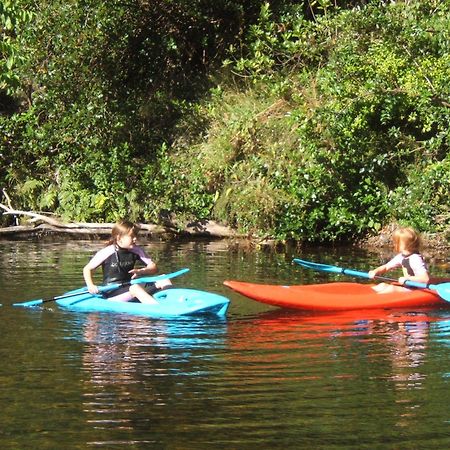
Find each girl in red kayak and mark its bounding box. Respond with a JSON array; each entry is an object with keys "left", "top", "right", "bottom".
[
  {"left": 83, "top": 220, "right": 171, "bottom": 304},
  {"left": 369, "top": 227, "right": 430, "bottom": 293}
]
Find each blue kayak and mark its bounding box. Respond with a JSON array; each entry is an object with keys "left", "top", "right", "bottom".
[{"left": 54, "top": 288, "right": 230, "bottom": 318}]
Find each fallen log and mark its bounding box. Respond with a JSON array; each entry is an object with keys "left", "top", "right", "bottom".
[{"left": 0, "top": 203, "right": 237, "bottom": 240}]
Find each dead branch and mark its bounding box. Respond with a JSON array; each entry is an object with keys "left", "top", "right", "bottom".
[{"left": 0, "top": 202, "right": 237, "bottom": 239}]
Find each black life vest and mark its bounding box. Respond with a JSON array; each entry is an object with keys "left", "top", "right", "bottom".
[{"left": 102, "top": 246, "right": 140, "bottom": 284}]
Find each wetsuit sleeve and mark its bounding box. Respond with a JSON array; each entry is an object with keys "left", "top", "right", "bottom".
[
  {"left": 384, "top": 253, "right": 403, "bottom": 270},
  {"left": 132, "top": 246, "right": 154, "bottom": 266},
  {"left": 85, "top": 245, "right": 116, "bottom": 270},
  {"left": 408, "top": 254, "right": 428, "bottom": 276}
]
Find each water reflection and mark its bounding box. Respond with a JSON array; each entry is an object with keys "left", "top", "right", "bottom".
[
  {"left": 228, "top": 308, "right": 441, "bottom": 433},
  {"left": 229, "top": 309, "right": 436, "bottom": 387},
  {"left": 78, "top": 313, "right": 228, "bottom": 440}
]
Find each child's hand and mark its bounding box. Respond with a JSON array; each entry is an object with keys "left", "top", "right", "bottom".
[
  {"left": 87, "top": 284, "right": 99, "bottom": 294},
  {"left": 368, "top": 270, "right": 376, "bottom": 279},
  {"left": 155, "top": 278, "right": 172, "bottom": 289},
  {"left": 129, "top": 268, "right": 145, "bottom": 279},
  {"left": 398, "top": 276, "right": 408, "bottom": 285}
]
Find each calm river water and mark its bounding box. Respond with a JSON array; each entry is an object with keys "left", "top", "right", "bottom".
[{"left": 0, "top": 239, "right": 449, "bottom": 449}]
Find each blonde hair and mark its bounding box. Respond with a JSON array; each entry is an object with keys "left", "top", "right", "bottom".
[
  {"left": 392, "top": 227, "right": 422, "bottom": 253},
  {"left": 108, "top": 220, "right": 139, "bottom": 245}
]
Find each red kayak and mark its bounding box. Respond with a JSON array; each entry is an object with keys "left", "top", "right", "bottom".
[{"left": 223, "top": 280, "right": 446, "bottom": 311}]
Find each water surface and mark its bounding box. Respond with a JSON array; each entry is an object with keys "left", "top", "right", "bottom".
[{"left": 0, "top": 239, "right": 449, "bottom": 449}]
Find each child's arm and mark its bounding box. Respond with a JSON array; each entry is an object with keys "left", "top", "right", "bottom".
[
  {"left": 369, "top": 254, "right": 402, "bottom": 279},
  {"left": 129, "top": 261, "right": 157, "bottom": 278},
  {"left": 368, "top": 264, "right": 388, "bottom": 279},
  {"left": 83, "top": 263, "right": 99, "bottom": 294},
  {"left": 129, "top": 246, "right": 158, "bottom": 279},
  {"left": 399, "top": 272, "right": 430, "bottom": 285}
]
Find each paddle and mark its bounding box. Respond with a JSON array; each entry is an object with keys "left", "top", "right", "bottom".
[
  {"left": 293, "top": 258, "right": 450, "bottom": 301},
  {"left": 13, "top": 268, "right": 190, "bottom": 307}
]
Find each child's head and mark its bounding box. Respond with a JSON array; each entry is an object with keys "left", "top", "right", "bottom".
[
  {"left": 392, "top": 227, "right": 422, "bottom": 254},
  {"left": 109, "top": 220, "right": 139, "bottom": 245}
]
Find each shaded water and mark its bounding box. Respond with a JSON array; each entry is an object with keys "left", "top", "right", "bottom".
[{"left": 0, "top": 239, "right": 449, "bottom": 449}]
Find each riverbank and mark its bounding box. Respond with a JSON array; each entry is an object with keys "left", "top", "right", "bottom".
[
  {"left": 0, "top": 219, "right": 239, "bottom": 241},
  {"left": 1, "top": 219, "right": 447, "bottom": 255},
  {"left": 358, "top": 224, "right": 450, "bottom": 253}
]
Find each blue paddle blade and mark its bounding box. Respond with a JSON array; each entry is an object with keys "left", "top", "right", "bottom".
[
  {"left": 14, "top": 287, "right": 93, "bottom": 307},
  {"left": 435, "top": 284, "right": 450, "bottom": 301},
  {"left": 407, "top": 280, "right": 450, "bottom": 301},
  {"left": 293, "top": 258, "right": 343, "bottom": 274},
  {"left": 294, "top": 258, "right": 397, "bottom": 280}
]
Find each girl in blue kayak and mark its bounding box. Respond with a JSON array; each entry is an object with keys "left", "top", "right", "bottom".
[
  {"left": 83, "top": 220, "right": 171, "bottom": 303},
  {"left": 368, "top": 226, "right": 430, "bottom": 293}
]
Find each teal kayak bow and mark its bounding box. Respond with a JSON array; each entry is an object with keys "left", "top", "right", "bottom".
[
  {"left": 293, "top": 258, "right": 450, "bottom": 302},
  {"left": 13, "top": 268, "right": 190, "bottom": 307}
]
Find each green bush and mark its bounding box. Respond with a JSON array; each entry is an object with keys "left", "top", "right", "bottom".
[
  {"left": 194, "top": 0, "right": 450, "bottom": 240},
  {"left": 0, "top": 0, "right": 448, "bottom": 243}
]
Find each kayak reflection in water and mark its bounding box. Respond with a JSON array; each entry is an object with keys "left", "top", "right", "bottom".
[
  {"left": 83, "top": 220, "right": 172, "bottom": 304},
  {"left": 368, "top": 227, "right": 430, "bottom": 294}
]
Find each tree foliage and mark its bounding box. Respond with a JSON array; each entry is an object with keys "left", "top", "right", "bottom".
[
  {"left": 0, "top": 0, "right": 449, "bottom": 242},
  {"left": 0, "top": 0, "right": 32, "bottom": 114},
  {"left": 1, "top": 0, "right": 268, "bottom": 221}
]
